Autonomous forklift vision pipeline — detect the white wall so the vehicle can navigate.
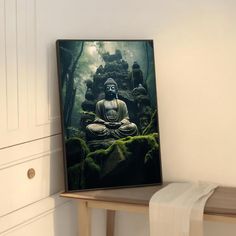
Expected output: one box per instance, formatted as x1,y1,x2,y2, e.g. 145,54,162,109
154,0,236,187
43,0,236,187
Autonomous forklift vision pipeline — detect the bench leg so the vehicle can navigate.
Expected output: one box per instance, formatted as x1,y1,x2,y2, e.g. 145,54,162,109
106,210,116,236
78,201,91,236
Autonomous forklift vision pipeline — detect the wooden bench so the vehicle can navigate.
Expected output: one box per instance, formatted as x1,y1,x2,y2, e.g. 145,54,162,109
61,184,236,236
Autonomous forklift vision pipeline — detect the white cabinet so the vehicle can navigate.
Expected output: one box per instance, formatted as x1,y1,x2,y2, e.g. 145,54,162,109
0,135,64,216
0,0,61,149
0,194,77,236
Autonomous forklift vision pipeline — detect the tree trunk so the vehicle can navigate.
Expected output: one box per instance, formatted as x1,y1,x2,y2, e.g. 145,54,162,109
63,42,84,138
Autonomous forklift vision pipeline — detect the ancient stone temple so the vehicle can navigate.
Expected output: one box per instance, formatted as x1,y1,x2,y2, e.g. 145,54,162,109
80,49,155,150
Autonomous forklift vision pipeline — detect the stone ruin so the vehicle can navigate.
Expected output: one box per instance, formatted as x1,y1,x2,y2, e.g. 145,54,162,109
80,49,156,139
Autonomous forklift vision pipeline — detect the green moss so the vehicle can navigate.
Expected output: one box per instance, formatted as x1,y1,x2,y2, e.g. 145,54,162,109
65,137,90,167
66,137,90,154
82,156,101,188
87,133,158,161
65,137,91,190
142,110,158,135
82,133,161,188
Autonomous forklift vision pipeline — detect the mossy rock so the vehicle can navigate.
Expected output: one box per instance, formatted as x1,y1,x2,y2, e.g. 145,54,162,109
87,138,115,152
65,137,90,168
82,133,161,189
81,156,101,189
67,163,83,190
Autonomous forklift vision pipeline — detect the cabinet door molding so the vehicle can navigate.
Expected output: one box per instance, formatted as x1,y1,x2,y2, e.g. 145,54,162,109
0,0,61,149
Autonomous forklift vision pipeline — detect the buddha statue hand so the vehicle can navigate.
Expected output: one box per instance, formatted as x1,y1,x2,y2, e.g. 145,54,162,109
104,121,122,129
94,118,106,124
120,119,130,125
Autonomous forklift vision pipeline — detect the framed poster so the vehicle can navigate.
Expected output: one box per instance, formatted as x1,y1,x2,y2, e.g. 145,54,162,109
56,40,162,192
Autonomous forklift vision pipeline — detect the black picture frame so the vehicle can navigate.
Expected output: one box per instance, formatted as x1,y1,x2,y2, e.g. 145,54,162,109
56,39,162,192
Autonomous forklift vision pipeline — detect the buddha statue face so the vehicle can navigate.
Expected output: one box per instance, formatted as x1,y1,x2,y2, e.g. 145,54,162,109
104,78,118,100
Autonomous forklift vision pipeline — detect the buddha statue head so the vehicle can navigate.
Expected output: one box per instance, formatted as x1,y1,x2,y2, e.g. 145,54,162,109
104,78,118,100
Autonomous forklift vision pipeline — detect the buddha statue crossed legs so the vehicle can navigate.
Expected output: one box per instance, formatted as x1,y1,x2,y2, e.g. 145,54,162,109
86,78,138,140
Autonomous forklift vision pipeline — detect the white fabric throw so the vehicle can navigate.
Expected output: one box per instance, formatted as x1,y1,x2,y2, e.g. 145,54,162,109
149,182,218,236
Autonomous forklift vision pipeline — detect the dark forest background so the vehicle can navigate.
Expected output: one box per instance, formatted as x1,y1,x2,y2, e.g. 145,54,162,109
58,40,157,138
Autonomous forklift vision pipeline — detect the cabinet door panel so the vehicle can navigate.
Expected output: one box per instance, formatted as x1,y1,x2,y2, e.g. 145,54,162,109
0,136,64,216
0,195,77,236
0,0,61,149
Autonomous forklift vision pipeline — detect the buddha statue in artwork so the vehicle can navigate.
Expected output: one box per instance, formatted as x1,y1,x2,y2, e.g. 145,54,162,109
86,78,138,140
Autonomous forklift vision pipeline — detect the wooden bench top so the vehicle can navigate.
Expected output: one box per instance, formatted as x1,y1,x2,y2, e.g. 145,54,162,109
61,184,236,217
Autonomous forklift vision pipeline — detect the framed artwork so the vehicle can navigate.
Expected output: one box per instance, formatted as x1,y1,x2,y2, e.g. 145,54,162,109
56,40,162,192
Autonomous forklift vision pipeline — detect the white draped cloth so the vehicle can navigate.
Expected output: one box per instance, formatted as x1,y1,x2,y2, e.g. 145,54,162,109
149,182,218,236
